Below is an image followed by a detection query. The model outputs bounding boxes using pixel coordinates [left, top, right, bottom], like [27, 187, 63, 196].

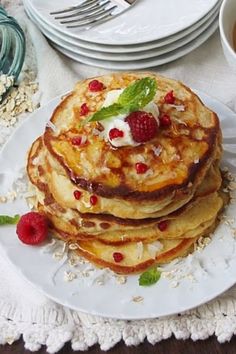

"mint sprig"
[139, 267, 161, 286]
[0, 214, 20, 225]
[117, 77, 157, 109]
[85, 77, 157, 124]
[86, 103, 128, 123]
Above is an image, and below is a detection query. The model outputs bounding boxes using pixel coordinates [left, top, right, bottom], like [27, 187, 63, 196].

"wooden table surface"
[1, 336, 236, 354]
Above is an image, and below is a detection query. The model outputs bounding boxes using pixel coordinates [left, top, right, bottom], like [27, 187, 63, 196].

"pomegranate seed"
[88, 79, 105, 92]
[80, 103, 89, 116]
[135, 162, 148, 174]
[158, 220, 168, 231]
[109, 128, 124, 140]
[164, 90, 175, 104]
[160, 114, 171, 127]
[113, 252, 124, 263]
[72, 135, 87, 146]
[90, 195, 98, 206]
[71, 136, 82, 146]
[74, 190, 82, 200]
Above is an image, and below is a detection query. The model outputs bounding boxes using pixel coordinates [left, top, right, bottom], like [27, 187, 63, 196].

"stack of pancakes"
[27, 72, 225, 274]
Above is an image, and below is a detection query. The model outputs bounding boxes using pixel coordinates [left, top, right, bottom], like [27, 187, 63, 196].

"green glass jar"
[0, 6, 25, 81]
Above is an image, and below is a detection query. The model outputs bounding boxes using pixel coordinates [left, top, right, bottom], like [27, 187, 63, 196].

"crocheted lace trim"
[1, 293, 236, 353]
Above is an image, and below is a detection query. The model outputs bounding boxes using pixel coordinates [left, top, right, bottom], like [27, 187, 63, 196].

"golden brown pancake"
[28, 137, 222, 220]
[27, 138, 223, 246]
[44, 72, 221, 205]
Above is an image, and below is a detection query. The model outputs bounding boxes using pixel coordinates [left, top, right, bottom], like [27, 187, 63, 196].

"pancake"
[52, 217, 217, 274]
[28, 137, 222, 220]
[44, 72, 221, 207]
[35, 192, 222, 244]
[74, 238, 198, 274]
[51, 226, 199, 274]
[25, 72, 226, 275]
[27, 138, 223, 246]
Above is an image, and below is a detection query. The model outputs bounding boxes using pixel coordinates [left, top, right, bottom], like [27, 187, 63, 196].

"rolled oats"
[0, 74, 14, 101]
[64, 271, 77, 282]
[0, 71, 39, 128]
[132, 296, 144, 303]
[116, 275, 127, 285]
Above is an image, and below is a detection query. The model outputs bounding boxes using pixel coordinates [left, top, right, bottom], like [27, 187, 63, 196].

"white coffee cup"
[219, 0, 236, 73]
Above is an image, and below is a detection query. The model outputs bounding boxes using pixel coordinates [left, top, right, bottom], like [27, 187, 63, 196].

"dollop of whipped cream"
[100, 89, 159, 148]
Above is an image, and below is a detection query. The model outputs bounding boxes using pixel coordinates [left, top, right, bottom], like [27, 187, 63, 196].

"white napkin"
[1, 2, 236, 353]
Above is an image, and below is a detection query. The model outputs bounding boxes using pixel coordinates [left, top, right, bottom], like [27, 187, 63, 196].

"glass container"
[0, 6, 25, 82]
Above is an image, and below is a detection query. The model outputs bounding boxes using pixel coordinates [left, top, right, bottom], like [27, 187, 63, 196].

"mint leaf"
[0, 214, 20, 225]
[85, 103, 128, 123]
[117, 77, 157, 110]
[139, 267, 161, 286]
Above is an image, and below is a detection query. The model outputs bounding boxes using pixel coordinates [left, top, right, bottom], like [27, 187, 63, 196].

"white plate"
[24, 0, 221, 53]
[50, 18, 219, 70]
[0, 90, 236, 320]
[24, 2, 220, 61]
[27, 0, 220, 45]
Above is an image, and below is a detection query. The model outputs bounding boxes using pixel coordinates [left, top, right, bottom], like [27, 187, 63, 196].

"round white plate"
[50, 18, 218, 70]
[0, 90, 236, 320]
[24, 0, 221, 53]
[27, 0, 220, 45]
[24, 1, 220, 61]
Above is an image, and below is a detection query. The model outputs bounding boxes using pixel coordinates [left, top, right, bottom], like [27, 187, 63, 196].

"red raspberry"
[109, 128, 124, 140]
[125, 111, 158, 143]
[113, 252, 124, 263]
[160, 114, 171, 127]
[88, 79, 105, 92]
[74, 190, 82, 200]
[135, 162, 148, 174]
[164, 90, 175, 104]
[16, 212, 48, 245]
[157, 220, 168, 231]
[90, 195, 98, 206]
[80, 103, 89, 116]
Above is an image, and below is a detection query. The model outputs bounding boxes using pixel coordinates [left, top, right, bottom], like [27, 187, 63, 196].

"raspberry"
[164, 90, 175, 104]
[135, 162, 148, 174]
[160, 114, 171, 127]
[109, 128, 124, 140]
[113, 252, 124, 263]
[16, 212, 48, 245]
[125, 111, 158, 143]
[74, 190, 82, 200]
[80, 103, 89, 116]
[90, 195, 98, 206]
[88, 79, 105, 92]
[157, 220, 168, 231]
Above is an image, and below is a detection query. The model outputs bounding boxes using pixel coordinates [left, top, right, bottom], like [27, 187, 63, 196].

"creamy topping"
[100, 89, 159, 147]
[102, 89, 124, 107]
[103, 118, 136, 147]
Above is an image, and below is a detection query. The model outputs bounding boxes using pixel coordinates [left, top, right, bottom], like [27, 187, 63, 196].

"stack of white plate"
[23, 0, 222, 70]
